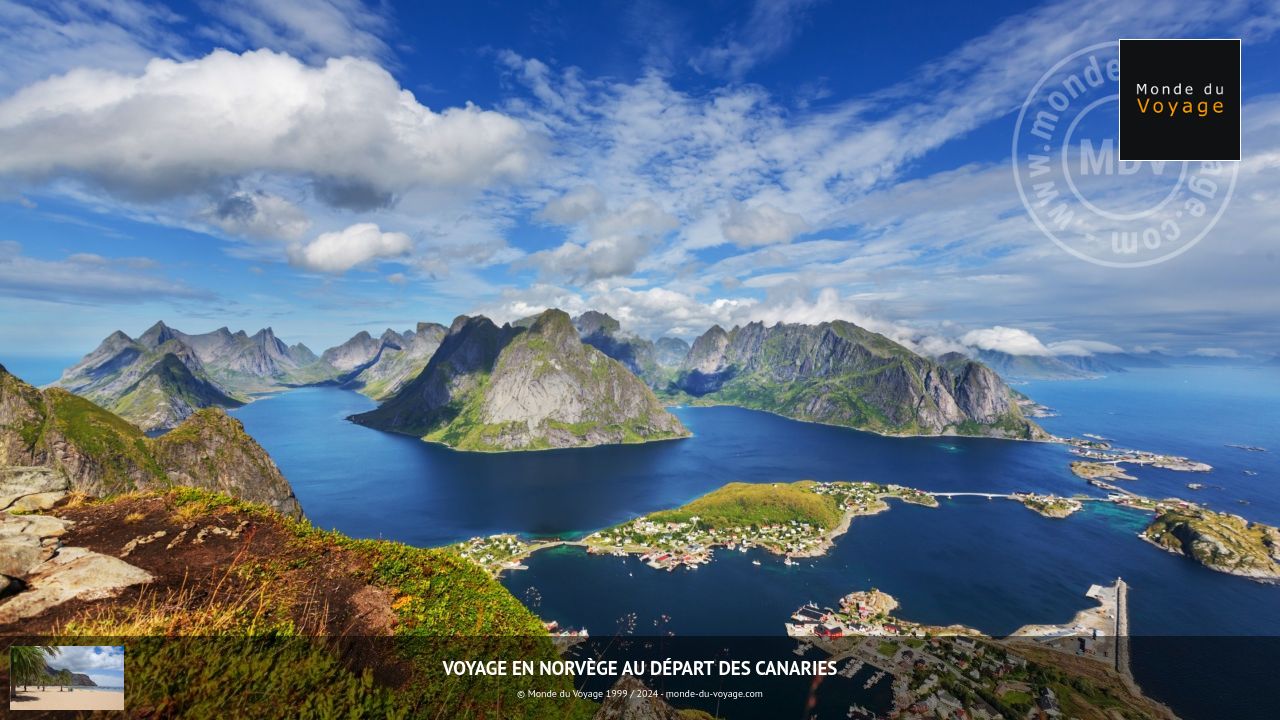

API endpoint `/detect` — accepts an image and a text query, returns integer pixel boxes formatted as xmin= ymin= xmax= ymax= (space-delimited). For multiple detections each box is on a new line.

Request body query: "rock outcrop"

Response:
xmin=1 ymin=510 xmax=152 ymax=624
xmin=327 ymin=323 xmax=448 ymax=400
xmin=353 ymin=310 xmax=689 ymax=451
xmin=1144 ymin=507 xmax=1280 ymax=582
xmin=151 ymin=409 xmax=302 ymax=518
xmin=673 ymin=321 xmax=1043 ymax=439
xmin=0 ymin=365 xmax=302 ymax=518
xmin=592 ymin=675 xmax=684 ymax=720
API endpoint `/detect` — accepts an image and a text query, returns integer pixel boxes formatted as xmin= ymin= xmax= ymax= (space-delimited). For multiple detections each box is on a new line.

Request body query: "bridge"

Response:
xmin=931 ymin=492 xmax=1017 ymax=500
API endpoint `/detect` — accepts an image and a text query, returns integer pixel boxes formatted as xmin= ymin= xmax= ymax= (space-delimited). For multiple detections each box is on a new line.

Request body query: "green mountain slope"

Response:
xmin=353 ymin=309 xmax=689 ymax=451
xmin=672 ymin=321 xmax=1044 ymax=439
xmin=52 ymin=322 xmax=338 ymax=431
xmin=1 ymin=365 xmax=300 ymax=516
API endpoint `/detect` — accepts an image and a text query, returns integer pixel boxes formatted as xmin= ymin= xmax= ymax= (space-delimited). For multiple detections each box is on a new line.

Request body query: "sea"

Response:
xmin=4 ymin=355 xmax=1278 ymax=719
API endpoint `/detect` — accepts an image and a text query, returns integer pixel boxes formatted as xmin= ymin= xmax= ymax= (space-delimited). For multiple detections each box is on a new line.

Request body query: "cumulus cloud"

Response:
xmin=287 ymin=223 xmax=412 ymax=273
xmin=526 ymin=199 xmax=677 ymax=282
xmin=0 ymin=49 xmax=537 ymax=206
xmin=203 ymin=191 xmax=311 ymax=241
xmin=539 ymin=186 xmax=606 ymax=224
xmin=52 ymin=646 xmax=124 ymax=673
xmin=720 ymin=202 xmax=810 ymax=247
xmin=960 ymin=326 xmax=1052 ymax=356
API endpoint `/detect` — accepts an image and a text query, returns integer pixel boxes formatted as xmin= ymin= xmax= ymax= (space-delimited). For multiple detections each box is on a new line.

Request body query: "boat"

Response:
xmin=752 ymin=560 xmax=761 ymax=566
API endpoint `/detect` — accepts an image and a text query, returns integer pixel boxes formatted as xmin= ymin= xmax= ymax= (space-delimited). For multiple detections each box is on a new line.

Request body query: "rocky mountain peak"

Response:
xmin=574 ymin=310 xmax=621 ymax=337
xmin=527 ymin=308 xmax=577 ymax=340
xmin=138 ymin=320 xmax=178 ymax=349
xmin=353 ymin=310 xmax=687 ymax=451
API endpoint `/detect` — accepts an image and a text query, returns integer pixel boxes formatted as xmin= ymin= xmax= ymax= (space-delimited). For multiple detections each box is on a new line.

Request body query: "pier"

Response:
xmin=1115 ymin=577 xmax=1130 ymax=678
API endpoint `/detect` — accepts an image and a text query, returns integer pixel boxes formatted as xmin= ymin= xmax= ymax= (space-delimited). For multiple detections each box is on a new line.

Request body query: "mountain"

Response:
xmin=320 ymin=330 xmax=383 ymax=371
xmin=572 ymin=311 xmax=688 ymax=389
xmin=654 ymin=337 xmax=691 ymax=367
xmin=171 ymin=325 xmax=336 ymax=392
xmin=1 ymin=365 xmax=301 ymax=518
xmin=52 ymin=322 xmax=338 ymax=431
xmin=670 ymin=322 xmax=1044 ymax=439
xmin=52 ymin=330 xmax=243 ymax=432
xmin=352 ymin=309 xmax=689 ymax=451
xmin=42 ymin=665 xmax=96 ymax=686
xmin=974 ymin=349 xmax=1103 ymax=381
xmin=327 ymin=323 xmax=449 ymax=400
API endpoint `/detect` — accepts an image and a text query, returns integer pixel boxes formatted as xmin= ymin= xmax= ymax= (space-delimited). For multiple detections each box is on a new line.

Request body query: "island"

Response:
xmin=1014 ymin=493 xmax=1083 ymax=518
xmin=581 ymin=481 xmax=938 ymax=569
xmin=1143 ymin=506 xmax=1280 ymax=582
xmin=1069 ymin=462 xmax=1136 ymax=481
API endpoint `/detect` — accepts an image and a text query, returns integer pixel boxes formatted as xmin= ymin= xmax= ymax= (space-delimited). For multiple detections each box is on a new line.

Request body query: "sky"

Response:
xmin=1 ymin=0 xmax=1278 ymax=362
xmin=47 ymin=645 xmax=125 ymax=687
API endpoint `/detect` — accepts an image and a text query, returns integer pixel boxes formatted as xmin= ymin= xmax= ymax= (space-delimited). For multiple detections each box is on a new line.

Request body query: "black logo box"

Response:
xmin=1119 ymin=38 xmax=1241 ymax=161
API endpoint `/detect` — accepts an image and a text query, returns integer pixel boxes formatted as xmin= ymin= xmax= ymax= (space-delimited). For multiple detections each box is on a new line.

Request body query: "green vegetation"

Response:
xmin=45 ymin=388 xmax=168 ymax=493
xmin=361 ymin=310 xmax=687 ymax=451
xmin=1144 ymin=506 xmax=1280 ymax=579
xmin=53 ymin=488 xmax=593 ymax=719
xmin=647 ymin=481 xmax=843 ymax=530
xmin=672 ymin=319 xmax=1042 ymax=439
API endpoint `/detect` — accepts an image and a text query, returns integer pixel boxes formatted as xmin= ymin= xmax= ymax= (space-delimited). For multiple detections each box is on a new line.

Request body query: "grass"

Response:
xmin=49 ymin=487 xmax=597 ymax=719
xmin=647 ymin=481 xmax=843 ymax=531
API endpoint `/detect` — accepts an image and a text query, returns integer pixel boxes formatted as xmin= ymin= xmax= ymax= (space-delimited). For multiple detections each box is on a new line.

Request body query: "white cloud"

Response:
xmin=1046 ymin=339 xmax=1125 ymax=357
xmin=526 ymin=198 xmax=677 ymax=282
xmin=539 ymin=185 xmax=606 ymax=224
xmin=0 ymin=49 xmax=537 ymax=206
xmin=476 ymin=283 xmax=967 ymax=357
xmin=691 ymin=0 xmax=821 ymax=78
xmin=203 ymin=191 xmax=311 ymax=241
xmin=199 ymin=0 xmax=394 ymax=65
xmin=960 ymin=326 xmax=1052 ymax=356
xmin=0 ymin=241 xmax=209 ymax=303
xmin=49 ymin=646 xmax=124 ymax=674
xmin=720 ymin=202 xmax=809 ymax=247
xmin=0 ymin=0 xmax=185 ymax=96
xmin=1189 ymin=347 xmax=1242 ymax=358
xmin=287 ymin=223 xmax=412 ymax=273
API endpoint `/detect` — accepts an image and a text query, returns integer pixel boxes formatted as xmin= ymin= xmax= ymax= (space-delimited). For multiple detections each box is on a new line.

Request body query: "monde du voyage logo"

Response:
xmin=1013 ymin=40 xmax=1241 ymax=268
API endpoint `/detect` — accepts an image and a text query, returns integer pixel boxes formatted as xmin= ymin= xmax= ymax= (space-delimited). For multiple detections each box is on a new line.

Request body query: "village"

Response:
xmin=782 ymin=582 xmax=1141 ymax=719
xmin=584 ymin=481 xmax=941 ymax=571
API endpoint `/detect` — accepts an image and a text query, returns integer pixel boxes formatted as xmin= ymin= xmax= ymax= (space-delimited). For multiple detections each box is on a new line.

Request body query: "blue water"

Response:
xmin=228 ymin=367 xmax=1280 ymax=719
xmin=0 ymin=355 xmax=78 ymax=387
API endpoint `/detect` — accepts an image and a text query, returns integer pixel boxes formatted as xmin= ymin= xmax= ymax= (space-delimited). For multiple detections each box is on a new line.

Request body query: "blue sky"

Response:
xmin=47 ymin=645 xmax=125 ymax=687
xmin=1 ymin=0 xmax=1279 ymax=362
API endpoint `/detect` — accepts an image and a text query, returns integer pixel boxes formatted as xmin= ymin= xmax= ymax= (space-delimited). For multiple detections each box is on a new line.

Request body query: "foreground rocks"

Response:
xmin=592 ymin=676 xmax=684 ymax=720
xmin=1 ymin=466 xmax=70 ymax=512
xmin=0 ymin=510 xmax=152 ymax=623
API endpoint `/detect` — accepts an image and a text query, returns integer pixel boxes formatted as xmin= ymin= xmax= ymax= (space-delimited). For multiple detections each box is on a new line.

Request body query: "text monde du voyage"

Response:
xmin=441 ymin=658 xmax=839 ymax=677
xmin=1134 ymin=82 xmax=1229 ymax=118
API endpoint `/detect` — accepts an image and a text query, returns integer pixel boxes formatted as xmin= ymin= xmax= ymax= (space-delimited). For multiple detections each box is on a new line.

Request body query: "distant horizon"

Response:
xmin=3 ymin=311 xmax=1274 ymax=368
